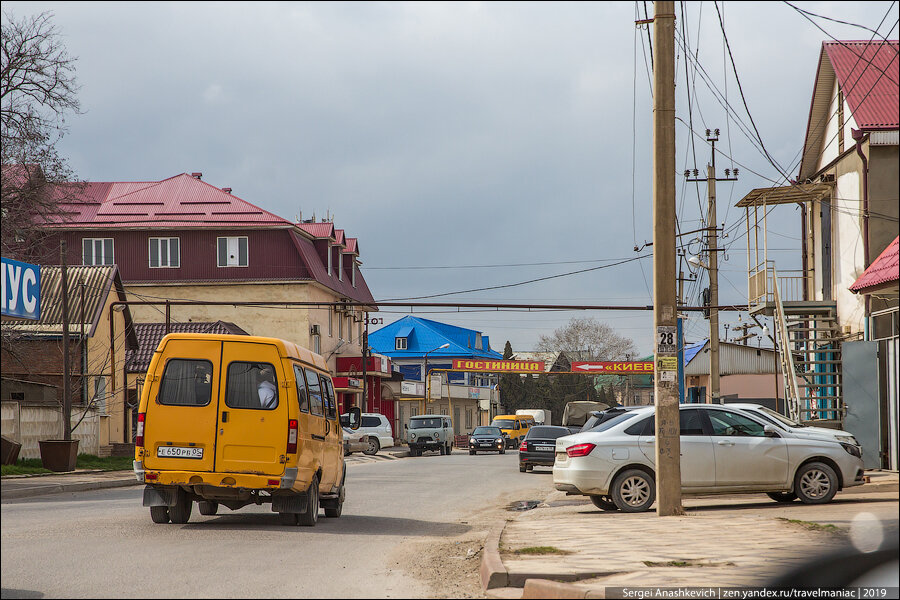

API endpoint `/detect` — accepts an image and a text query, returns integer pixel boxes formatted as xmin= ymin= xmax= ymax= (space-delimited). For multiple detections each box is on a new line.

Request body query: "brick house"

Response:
xmin=1 ymin=265 xmax=137 ymax=457
xmin=30 ymin=171 xmax=380 ymax=413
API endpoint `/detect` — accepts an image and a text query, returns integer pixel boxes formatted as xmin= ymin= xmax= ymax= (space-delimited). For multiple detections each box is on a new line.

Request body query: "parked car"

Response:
xmin=553 ymin=404 xmax=865 ymax=513
xmin=405 ymin=415 xmax=453 ymax=456
xmin=518 ymin=425 xmax=573 ymax=472
xmin=343 ymin=427 xmax=368 ymax=456
xmin=341 ymin=412 xmax=394 ymax=455
xmin=468 ymin=426 xmax=507 ymax=455
xmin=580 ymin=406 xmax=640 ymax=432
xmin=726 ymin=403 xmax=861 ymax=448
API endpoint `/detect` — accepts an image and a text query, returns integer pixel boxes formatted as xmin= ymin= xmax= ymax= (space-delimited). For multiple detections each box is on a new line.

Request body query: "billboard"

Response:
xmin=1 ymin=257 xmax=41 ymax=321
xmin=451 ymin=359 xmax=545 ymax=373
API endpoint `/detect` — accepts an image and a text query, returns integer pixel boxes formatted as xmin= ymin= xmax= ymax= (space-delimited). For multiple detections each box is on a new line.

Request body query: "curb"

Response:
xmin=2 ymin=478 xmax=140 ymax=500
xmin=480 ymin=522 xmax=509 ymax=590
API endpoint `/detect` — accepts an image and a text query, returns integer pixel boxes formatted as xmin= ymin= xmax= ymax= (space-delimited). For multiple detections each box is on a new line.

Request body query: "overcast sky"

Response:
xmin=5 ymin=1 xmax=897 ymax=355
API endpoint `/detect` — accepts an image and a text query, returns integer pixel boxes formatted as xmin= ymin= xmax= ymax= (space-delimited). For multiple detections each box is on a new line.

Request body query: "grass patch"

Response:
xmin=1 ymin=454 xmax=133 ymax=477
xmin=778 ymin=518 xmax=843 ymax=534
xmin=511 ymin=546 xmax=572 ymax=556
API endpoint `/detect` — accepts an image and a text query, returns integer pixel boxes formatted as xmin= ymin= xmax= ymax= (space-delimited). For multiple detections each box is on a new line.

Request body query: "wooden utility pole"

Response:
xmin=686 ymin=131 xmax=737 ymax=405
xmin=651 ymin=1 xmax=682 ymax=516
xmin=60 ymin=241 xmax=73 ymax=441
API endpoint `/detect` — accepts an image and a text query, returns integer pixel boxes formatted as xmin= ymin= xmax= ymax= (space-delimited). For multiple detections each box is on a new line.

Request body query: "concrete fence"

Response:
xmin=1 ymin=402 xmax=101 ymax=459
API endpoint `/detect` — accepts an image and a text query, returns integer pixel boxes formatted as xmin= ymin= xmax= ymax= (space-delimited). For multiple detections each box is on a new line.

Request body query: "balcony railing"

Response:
xmin=748 ymin=260 xmax=808 ymax=310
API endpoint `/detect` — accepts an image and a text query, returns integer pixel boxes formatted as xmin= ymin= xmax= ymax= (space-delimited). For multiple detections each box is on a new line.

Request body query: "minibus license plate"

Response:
xmin=157 ymin=446 xmax=203 ymax=459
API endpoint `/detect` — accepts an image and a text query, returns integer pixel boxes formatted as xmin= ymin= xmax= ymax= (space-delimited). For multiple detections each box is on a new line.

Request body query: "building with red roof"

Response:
xmin=23 ymin=171 xmax=381 ymax=419
xmin=736 ymin=40 xmax=898 ymax=468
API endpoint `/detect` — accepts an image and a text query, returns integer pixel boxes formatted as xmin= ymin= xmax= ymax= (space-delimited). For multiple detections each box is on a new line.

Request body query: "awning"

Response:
xmin=736 ymin=183 xmax=831 ymax=208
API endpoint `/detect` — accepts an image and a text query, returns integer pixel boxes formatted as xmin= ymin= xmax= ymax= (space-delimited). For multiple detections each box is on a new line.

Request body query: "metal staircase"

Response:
xmin=773 ymin=276 xmax=844 ymax=427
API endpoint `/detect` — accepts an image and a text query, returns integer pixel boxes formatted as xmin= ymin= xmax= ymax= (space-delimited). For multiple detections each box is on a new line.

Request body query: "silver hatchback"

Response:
xmin=553 ymin=404 xmax=865 ymax=512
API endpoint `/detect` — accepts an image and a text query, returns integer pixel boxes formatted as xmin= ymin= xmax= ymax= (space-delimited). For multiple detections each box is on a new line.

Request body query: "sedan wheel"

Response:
xmin=794 ymin=462 xmax=838 ymax=504
xmin=766 ymin=491 xmax=798 ymax=503
xmin=590 ymin=495 xmax=619 ymax=511
xmin=611 ymin=469 xmax=656 ymax=513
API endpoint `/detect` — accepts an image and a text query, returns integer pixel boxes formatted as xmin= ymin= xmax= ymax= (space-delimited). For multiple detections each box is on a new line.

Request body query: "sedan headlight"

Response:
xmin=840 ymin=442 xmax=862 ymax=458
xmin=496 ymin=438 xmax=503 ymax=444
xmin=836 ymin=435 xmax=859 ymax=445
xmin=469 ymin=438 xmax=476 ymax=445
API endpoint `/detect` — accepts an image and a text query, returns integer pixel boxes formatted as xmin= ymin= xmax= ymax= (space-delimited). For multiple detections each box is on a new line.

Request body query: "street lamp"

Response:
xmin=423 ymin=343 xmax=450 ymax=406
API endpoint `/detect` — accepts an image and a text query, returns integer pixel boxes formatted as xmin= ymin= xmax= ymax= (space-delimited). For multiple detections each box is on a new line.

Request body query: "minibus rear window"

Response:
xmin=158 ymin=359 xmax=213 ymax=406
xmin=293 ymin=365 xmax=309 ymax=413
xmin=225 ymin=362 xmax=279 ymax=410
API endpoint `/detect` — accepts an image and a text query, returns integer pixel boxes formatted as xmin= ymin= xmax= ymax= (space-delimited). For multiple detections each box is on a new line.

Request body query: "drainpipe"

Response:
xmin=851 ymin=129 xmax=870 ymax=340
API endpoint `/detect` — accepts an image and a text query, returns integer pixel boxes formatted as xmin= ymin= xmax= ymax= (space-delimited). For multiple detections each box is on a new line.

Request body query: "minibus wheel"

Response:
xmin=198 ymin=501 xmax=218 ymax=516
xmin=150 ymin=506 xmax=170 ymax=524
xmin=298 ymin=475 xmax=319 ymax=527
xmin=324 ymin=476 xmax=345 ymax=519
xmin=168 ymin=488 xmax=193 ymax=524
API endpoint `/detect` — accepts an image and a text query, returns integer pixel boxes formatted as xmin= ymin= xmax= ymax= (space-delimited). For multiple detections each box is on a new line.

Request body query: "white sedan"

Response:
xmin=553 ymin=404 xmax=865 ymax=512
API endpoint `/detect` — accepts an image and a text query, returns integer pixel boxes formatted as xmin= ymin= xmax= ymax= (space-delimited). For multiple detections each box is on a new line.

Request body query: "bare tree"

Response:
xmin=535 ymin=317 xmax=636 ymax=361
xmin=1 ymin=10 xmax=80 ymax=262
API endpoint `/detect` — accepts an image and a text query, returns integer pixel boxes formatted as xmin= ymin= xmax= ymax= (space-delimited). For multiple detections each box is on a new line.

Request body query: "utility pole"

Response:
xmin=650 ymin=1 xmax=682 ymax=517
xmin=686 ymin=130 xmax=737 ymax=405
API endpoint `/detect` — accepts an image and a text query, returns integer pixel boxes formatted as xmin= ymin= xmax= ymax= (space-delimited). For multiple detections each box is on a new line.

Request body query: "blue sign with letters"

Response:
xmin=1 ymin=257 xmax=41 ymax=320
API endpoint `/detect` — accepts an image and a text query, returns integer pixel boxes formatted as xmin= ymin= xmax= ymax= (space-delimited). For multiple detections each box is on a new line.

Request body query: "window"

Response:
xmin=321 ymin=376 xmax=336 ymax=419
xmin=305 ymin=368 xmax=324 ymax=416
xmin=338 ymin=252 xmax=343 ymax=281
xmin=338 ymin=313 xmax=344 ymax=339
xmin=149 ymin=237 xmax=180 ymax=268
xmin=624 ymin=415 xmax=653 ymax=435
xmin=293 ymin=365 xmax=309 ymax=413
xmin=312 ymin=334 xmax=321 ymax=355
xmin=217 ymin=236 xmax=248 ymax=267
xmin=679 ymin=409 xmax=707 ymax=436
xmin=328 ymin=308 xmax=333 ymax=337
xmin=327 ymin=243 xmax=332 ymax=276
xmin=82 ymin=238 xmax=114 ymax=266
xmin=94 ymin=377 xmax=108 ymax=412
xmin=396 ymin=337 xmax=408 ymax=350
xmin=361 ymin=416 xmax=381 ymax=428
xmin=225 ymin=362 xmax=278 ymax=409
xmin=352 ymin=261 xmax=357 ymax=287
xmin=158 ymin=359 xmax=213 ymax=407
xmin=707 ymin=409 xmax=766 ymax=437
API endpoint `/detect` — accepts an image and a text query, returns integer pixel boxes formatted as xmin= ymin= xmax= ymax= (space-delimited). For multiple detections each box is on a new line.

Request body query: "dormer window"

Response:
xmin=395 ymin=337 xmax=408 ymax=350
xmin=338 ymin=252 xmax=343 ymax=281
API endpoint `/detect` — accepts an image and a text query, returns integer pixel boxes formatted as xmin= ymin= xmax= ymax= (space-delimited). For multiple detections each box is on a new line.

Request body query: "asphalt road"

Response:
xmin=1 ymin=450 xmax=547 ymax=599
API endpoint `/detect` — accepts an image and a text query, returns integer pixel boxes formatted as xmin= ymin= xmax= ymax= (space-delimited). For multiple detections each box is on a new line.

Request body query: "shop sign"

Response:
xmin=451 ymin=359 xmax=544 ymax=373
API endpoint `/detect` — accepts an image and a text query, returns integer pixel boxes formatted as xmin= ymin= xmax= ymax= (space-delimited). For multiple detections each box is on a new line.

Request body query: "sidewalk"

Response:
xmin=481 ymin=471 xmax=899 ymax=598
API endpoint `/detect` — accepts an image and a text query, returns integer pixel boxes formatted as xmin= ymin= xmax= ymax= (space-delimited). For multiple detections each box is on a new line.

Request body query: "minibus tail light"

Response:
xmin=136 ymin=413 xmax=145 ymax=448
xmin=566 ymin=443 xmax=596 ymax=458
xmin=287 ymin=419 xmax=299 ymax=454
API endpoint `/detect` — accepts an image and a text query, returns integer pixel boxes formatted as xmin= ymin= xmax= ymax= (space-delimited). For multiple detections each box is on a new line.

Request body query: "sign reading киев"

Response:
xmin=571 ymin=361 xmax=655 ymax=373
xmin=1 ymin=257 xmax=41 ymax=321
xmin=451 ymin=359 xmax=545 ymax=373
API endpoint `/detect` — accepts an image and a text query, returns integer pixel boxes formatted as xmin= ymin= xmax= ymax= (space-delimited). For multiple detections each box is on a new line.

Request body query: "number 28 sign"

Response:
xmin=656 ymin=326 xmax=677 ymax=354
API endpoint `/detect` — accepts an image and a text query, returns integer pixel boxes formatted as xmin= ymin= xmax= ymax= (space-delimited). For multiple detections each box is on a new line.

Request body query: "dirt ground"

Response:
xmin=389 ymin=486 xmax=554 ymax=598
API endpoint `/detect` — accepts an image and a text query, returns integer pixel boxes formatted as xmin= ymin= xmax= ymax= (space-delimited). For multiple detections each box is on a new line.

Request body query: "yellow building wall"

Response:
xmin=124 ymin=281 xmax=365 ymax=374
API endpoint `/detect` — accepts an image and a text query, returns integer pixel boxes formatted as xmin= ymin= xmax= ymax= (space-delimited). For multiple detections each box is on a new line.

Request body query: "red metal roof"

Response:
xmin=824 ymin=41 xmax=899 ymax=130
xmin=43 ymin=173 xmax=292 ymax=229
xmin=343 ymin=238 xmax=358 ymax=255
xmin=334 ymin=229 xmax=345 ymax=246
xmin=296 ymin=222 xmax=335 ymax=239
xmin=850 ymin=236 xmax=899 ymax=293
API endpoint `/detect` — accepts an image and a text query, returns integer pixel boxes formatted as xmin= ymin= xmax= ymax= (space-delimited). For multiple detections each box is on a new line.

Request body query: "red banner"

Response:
xmin=570 ymin=361 xmax=654 ymax=373
xmin=451 ymin=359 xmax=545 ymax=373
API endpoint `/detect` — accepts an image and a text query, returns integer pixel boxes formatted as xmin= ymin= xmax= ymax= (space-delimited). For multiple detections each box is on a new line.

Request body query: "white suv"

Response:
xmin=341 ymin=413 xmax=394 ymax=455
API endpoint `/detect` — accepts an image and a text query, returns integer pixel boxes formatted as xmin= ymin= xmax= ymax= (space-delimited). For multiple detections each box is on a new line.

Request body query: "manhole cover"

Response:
xmin=507 ymin=500 xmax=541 ymax=511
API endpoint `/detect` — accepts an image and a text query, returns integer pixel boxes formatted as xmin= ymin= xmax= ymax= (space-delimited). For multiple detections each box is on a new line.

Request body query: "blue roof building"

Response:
xmin=368 ymin=316 xmax=502 ymax=436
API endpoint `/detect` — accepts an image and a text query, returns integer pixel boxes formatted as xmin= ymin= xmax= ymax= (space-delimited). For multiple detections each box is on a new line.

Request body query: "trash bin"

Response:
xmin=1 ymin=435 xmax=22 ymax=465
